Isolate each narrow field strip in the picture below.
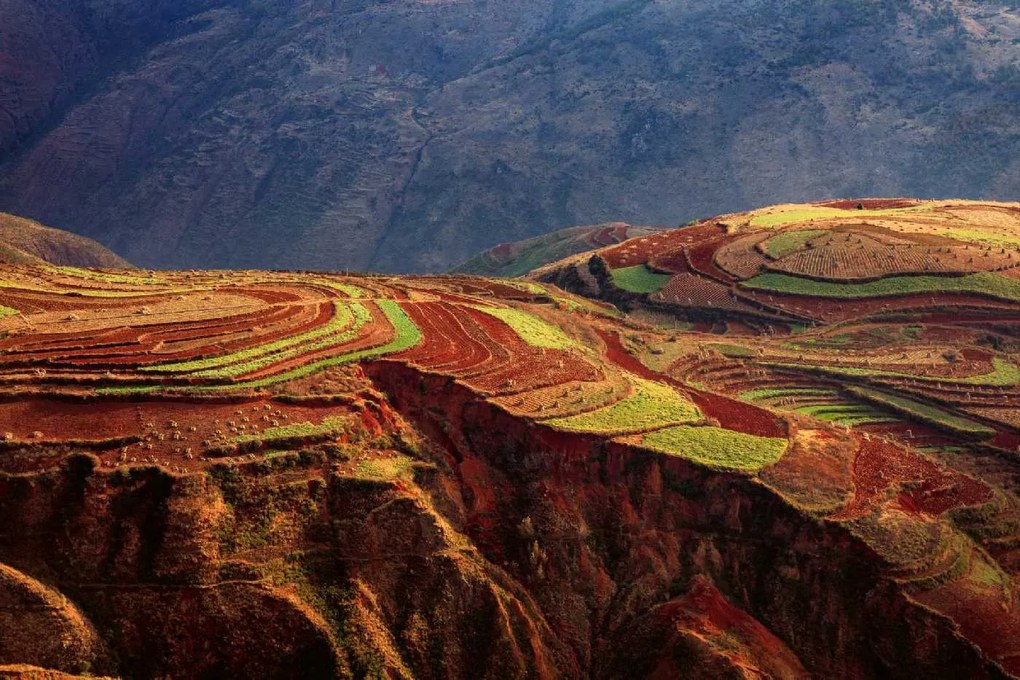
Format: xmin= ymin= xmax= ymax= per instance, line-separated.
xmin=749 ymin=205 xmax=930 ymax=228
xmin=468 ymin=304 xmax=575 ymax=349
xmin=739 ymin=387 xmax=838 ymax=402
xmin=142 ymin=301 xmax=364 ymax=375
xmin=543 ymin=374 xmax=700 ymax=435
xmin=769 ymin=356 xmax=1020 ymax=387
xmin=609 ymin=264 xmax=672 ymax=293
xmin=0 ymin=278 xmax=208 ymax=298
xmin=636 ymin=425 xmax=787 ymax=471
xmin=742 ymin=272 xmax=1020 ymax=302
xmin=846 ymin=386 xmax=995 ymax=436
xmin=97 ymin=299 xmax=422 ymax=394
xmin=794 ymin=403 xmax=897 ymax=426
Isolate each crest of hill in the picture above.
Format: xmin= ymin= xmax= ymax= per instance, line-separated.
xmin=0 ymin=213 xmax=130 ymax=268
xmin=453 ymin=222 xmax=659 ymax=277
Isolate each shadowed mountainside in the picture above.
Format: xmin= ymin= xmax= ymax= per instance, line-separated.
xmin=0 ymin=0 xmax=1018 ymax=272
xmin=0 ymin=213 xmax=129 ymax=267
xmin=453 ymin=222 xmax=658 ymax=277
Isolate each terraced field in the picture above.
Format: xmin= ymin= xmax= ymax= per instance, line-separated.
xmin=0 ymin=265 xmax=778 ymax=476
xmin=2 ymin=199 xmax=1020 ymax=677
xmin=529 ymin=199 xmax=1020 ymax=675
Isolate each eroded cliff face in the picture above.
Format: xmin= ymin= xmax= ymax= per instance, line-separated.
xmin=0 ymin=364 xmax=1007 ymax=678
xmin=369 ymin=364 xmax=1007 ymax=679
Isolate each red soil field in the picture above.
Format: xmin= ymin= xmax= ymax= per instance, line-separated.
xmin=832 ymin=438 xmax=991 ymax=520
xmin=0 ymin=396 xmax=367 ymax=473
xmin=600 ymin=225 xmax=724 ymax=268
xmin=647 ymin=248 xmax=690 ymax=274
xmin=818 ymin=199 xmax=922 ymax=210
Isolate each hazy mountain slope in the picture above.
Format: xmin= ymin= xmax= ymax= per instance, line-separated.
xmin=0 ymin=0 xmax=1017 ymax=272
xmin=453 ymin=222 xmax=658 ymax=277
xmin=0 ymin=213 xmax=130 ymax=267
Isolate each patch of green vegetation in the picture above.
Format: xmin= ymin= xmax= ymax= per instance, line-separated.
xmin=306 ymin=279 xmax=367 ymax=298
xmin=775 ymin=356 xmax=1020 ymax=388
xmin=504 ymin=280 xmax=548 ymax=296
xmin=495 ymin=249 xmax=552 ymax=277
xmin=640 ymin=425 xmax=787 ymax=471
xmin=99 ymin=300 xmax=422 ymax=395
xmin=749 ymin=205 xmax=929 ymax=228
xmin=902 ymin=325 xmax=922 ymax=340
xmin=640 ymin=341 xmax=689 ymax=373
xmin=145 ymin=302 xmax=366 ymax=377
xmin=795 ymin=404 xmax=896 ymax=426
xmin=235 ymin=416 xmax=349 ymax=445
xmin=706 ymin=343 xmax=754 ymax=358
xmin=742 ymin=272 xmax=1020 ymax=302
xmin=0 ymin=244 xmax=38 ymax=264
xmin=763 ymin=230 xmax=826 ymax=258
xmin=42 ymin=265 xmax=164 ymax=285
xmin=969 ymin=555 xmax=1005 ymax=588
xmin=144 ymin=303 xmax=363 ymax=377
xmin=554 ymin=295 xmax=621 ymax=318
xmin=470 ymin=305 xmax=575 ymax=349
xmin=956 ymin=357 xmax=1020 ymax=386
xmin=0 ymin=305 xmax=18 ymax=319
xmin=544 ymin=375 xmax=700 ymax=435
xmin=0 ymin=279 xmax=200 ymax=298
xmin=939 ymin=227 xmax=1020 ymax=248
xmin=354 ymin=455 xmax=417 ymax=480
xmin=739 ymin=387 xmax=839 ymax=402
xmin=920 ymin=445 xmax=965 ymax=455
xmin=609 ymin=265 xmax=671 ymax=294
xmin=846 ymin=386 xmax=995 ymax=436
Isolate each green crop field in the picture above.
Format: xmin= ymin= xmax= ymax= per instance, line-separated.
xmin=504 ymin=280 xmax=548 ymax=296
xmin=795 ymin=403 xmax=896 ymax=426
xmin=235 ymin=416 xmax=349 ymax=445
xmin=0 ymin=278 xmax=202 ymax=298
xmin=42 ymin=265 xmax=165 ymax=285
xmin=743 ymin=271 xmax=1020 ymax=302
xmin=938 ymin=227 xmax=1020 ymax=248
xmin=739 ymin=387 xmax=838 ymax=402
xmin=846 ymin=386 xmax=995 ymax=436
xmin=145 ymin=301 xmax=364 ymax=375
xmin=471 ymin=305 xmax=575 ymax=349
xmin=763 ymin=230 xmax=825 ymax=258
xmin=640 ymin=425 xmax=787 ymax=471
xmin=544 ymin=375 xmax=700 ymax=435
xmin=956 ymin=357 xmax=1020 ymax=386
xmin=706 ymin=343 xmax=754 ymax=358
xmin=186 ymin=304 xmax=370 ymax=379
xmin=749 ymin=205 xmax=929 ymax=228
xmin=609 ymin=265 xmax=671 ymax=293
xmin=775 ymin=356 xmax=1020 ymax=388
xmin=99 ymin=299 xmax=422 ymax=395
xmin=306 ymin=279 xmax=367 ymax=298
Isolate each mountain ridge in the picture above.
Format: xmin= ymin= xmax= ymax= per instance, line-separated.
xmin=0 ymin=0 xmax=1018 ymax=272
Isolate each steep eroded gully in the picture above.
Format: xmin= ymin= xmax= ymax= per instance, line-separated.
xmin=365 ymin=360 xmax=1007 ymax=679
